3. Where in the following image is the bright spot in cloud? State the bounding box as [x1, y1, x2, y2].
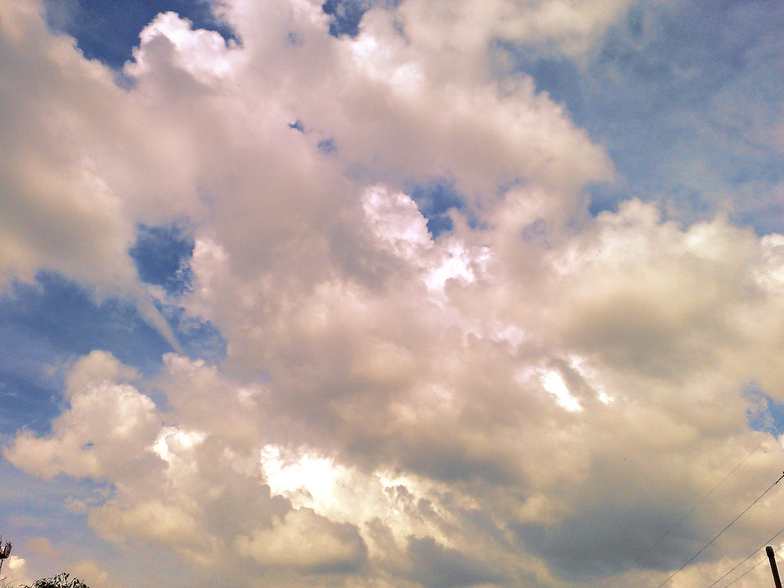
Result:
[541, 369, 582, 412]
[261, 445, 343, 511]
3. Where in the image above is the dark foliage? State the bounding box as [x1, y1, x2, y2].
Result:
[23, 573, 89, 588]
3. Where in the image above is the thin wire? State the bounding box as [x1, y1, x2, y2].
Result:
[722, 554, 766, 588]
[646, 423, 784, 559]
[706, 527, 784, 588]
[657, 472, 784, 588]
[721, 542, 784, 588]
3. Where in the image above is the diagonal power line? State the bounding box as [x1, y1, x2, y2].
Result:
[656, 471, 784, 588]
[706, 527, 784, 588]
[647, 424, 784, 559]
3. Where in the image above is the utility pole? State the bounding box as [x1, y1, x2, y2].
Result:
[0, 537, 11, 575]
[767, 546, 783, 588]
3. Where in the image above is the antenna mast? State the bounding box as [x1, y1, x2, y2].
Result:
[767, 545, 783, 588]
[0, 537, 11, 575]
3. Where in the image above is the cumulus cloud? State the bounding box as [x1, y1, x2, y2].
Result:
[3, 0, 784, 587]
[2, 555, 32, 587]
[4, 351, 159, 481]
[236, 508, 367, 572]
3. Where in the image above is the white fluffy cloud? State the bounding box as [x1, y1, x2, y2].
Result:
[4, 0, 784, 587]
[5, 351, 158, 482]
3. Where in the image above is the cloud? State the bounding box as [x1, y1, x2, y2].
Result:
[397, 0, 638, 64]
[3, 554, 32, 587]
[3, 1, 784, 587]
[510, 1, 784, 230]
[0, 0, 190, 349]
[69, 559, 128, 588]
[40, 0, 237, 69]
[0, 0, 134, 288]
[3, 351, 159, 481]
[406, 535, 505, 588]
[236, 508, 367, 572]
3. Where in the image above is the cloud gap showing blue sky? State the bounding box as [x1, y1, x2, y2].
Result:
[408, 180, 465, 238]
[0, 273, 173, 432]
[129, 223, 195, 297]
[42, 0, 238, 68]
[322, 0, 368, 38]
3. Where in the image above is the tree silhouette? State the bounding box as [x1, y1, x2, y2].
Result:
[22, 573, 89, 588]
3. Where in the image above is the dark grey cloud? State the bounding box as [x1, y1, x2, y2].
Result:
[407, 536, 506, 588]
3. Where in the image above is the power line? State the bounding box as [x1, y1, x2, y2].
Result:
[646, 423, 784, 560]
[656, 471, 784, 588]
[706, 527, 784, 588]
[719, 542, 784, 588]
[722, 554, 766, 588]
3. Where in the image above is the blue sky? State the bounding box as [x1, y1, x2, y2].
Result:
[2, 1, 784, 587]
[43, 0, 237, 68]
[510, 0, 784, 231]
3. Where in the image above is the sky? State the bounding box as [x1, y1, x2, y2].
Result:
[2, 0, 784, 587]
